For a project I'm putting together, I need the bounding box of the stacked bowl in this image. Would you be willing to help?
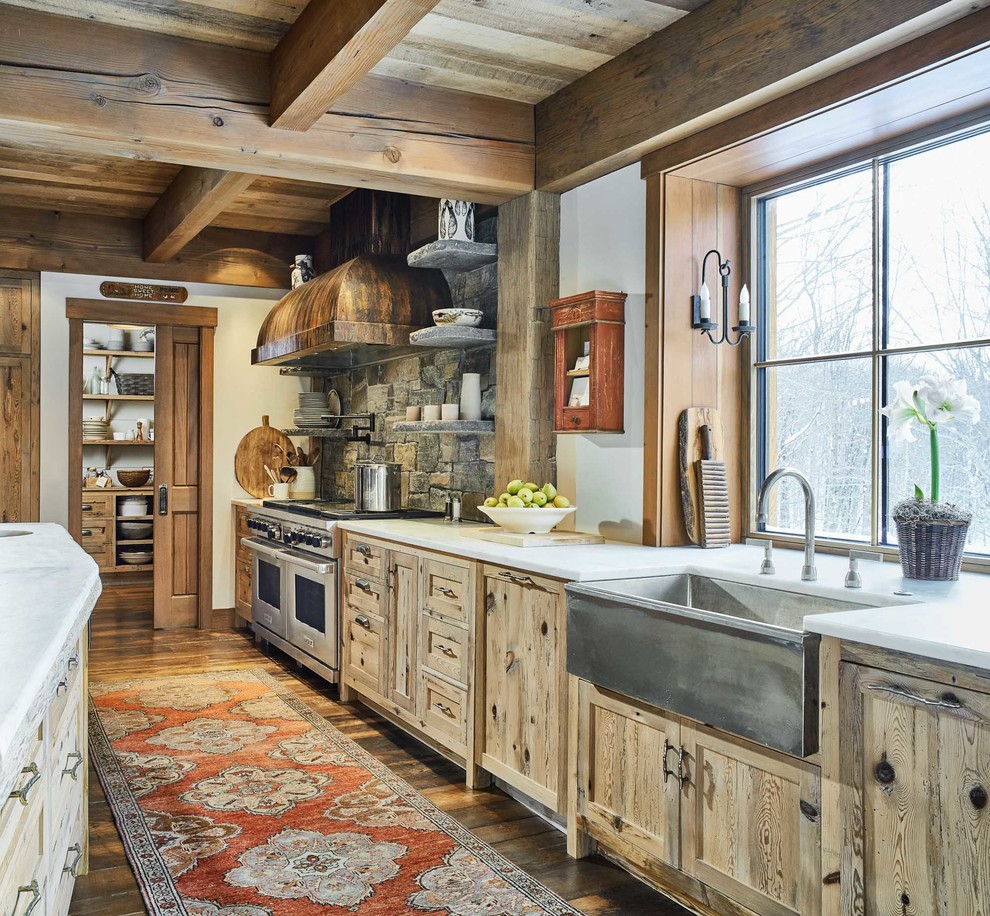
[82,418,110,441]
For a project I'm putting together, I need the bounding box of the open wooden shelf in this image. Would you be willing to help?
[116,513,153,520]
[82,439,154,446]
[82,394,155,402]
[83,349,155,358]
[116,538,153,545]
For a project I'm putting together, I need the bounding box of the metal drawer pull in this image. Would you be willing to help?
[433,702,455,718]
[356,579,373,593]
[68,655,79,670]
[81,503,93,511]
[56,679,68,696]
[9,764,41,806]
[434,644,457,658]
[498,571,533,585]
[63,751,83,780]
[661,740,689,787]
[662,739,675,785]
[356,544,373,557]
[865,683,963,709]
[81,529,92,537]
[437,586,458,599]
[13,881,41,916]
[64,844,84,877]
[355,615,372,630]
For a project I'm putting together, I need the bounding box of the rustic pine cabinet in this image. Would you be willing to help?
[481,565,568,813]
[386,549,419,715]
[572,679,822,916]
[838,662,990,915]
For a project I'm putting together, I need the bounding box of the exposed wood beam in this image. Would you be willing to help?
[0,7,533,205]
[535,0,985,192]
[271,0,441,131]
[0,205,308,288]
[144,167,257,262]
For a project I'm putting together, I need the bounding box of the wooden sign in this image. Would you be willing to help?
[100,281,188,303]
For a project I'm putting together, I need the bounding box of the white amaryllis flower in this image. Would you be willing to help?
[917,375,982,426]
[881,380,925,442]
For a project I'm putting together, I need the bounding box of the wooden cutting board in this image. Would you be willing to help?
[678,407,727,546]
[461,526,605,547]
[234,415,294,498]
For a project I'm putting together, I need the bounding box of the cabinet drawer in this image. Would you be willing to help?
[0,796,45,916]
[344,538,385,580]
[344,610,385,696]
[235,559,252,608]
[422,559,471,624]
[80,521,110,549]
[234,506,252,539]
[50,685,84,838]
[422,675,467,755]
[0,727,44,854]
[51,808,84,916]
[560,407,592,431]
[421,615,468,686]
[80,494,111,518]
[48,641,83,739]
[344,574,386,618]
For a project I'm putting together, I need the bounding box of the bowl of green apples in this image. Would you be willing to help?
[478,479,575,534]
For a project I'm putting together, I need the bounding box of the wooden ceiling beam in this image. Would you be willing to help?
[0,7,533,205]
[271,0,441,131]
[534,0,983,192]
[144,167,257,262]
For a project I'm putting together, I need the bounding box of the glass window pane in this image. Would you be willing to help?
[763,169,874,360]
[883,347,990,554]
[886,129,990,348]
[760,359,872,540]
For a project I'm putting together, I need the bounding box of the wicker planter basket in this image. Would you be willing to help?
[114,372,155,396]
[895,518,969,580]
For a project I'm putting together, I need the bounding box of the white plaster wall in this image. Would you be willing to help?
[39,273,301,609]
[558,165,646,543]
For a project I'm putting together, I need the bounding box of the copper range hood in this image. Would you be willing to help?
[252,190,451,370]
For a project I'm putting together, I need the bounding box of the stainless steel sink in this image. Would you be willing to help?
[0,530,32,537]
[566,573,889,757]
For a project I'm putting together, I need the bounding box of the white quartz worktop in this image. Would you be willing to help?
[0,524,101,799]
[338,518,990,672]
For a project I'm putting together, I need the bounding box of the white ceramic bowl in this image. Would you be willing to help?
[119,500,150,517]
[432,308,483,328]
[478,505,576,534]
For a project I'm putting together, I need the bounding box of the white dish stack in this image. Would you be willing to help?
[293,390,340,428]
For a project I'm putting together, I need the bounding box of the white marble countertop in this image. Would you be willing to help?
[231,497,263,508]
[0,524,101,799]
[338,518,990,671]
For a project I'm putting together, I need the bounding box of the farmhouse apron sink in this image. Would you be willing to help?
[566,574,883,757]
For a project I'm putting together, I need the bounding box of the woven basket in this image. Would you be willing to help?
[895,518,969,580]
[114,372,154,396]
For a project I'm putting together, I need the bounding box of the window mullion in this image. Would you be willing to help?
[870,159,884,548]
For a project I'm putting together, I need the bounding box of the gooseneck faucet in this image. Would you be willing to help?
[756,468,817,582]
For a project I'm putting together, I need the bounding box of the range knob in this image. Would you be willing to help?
[307,534,319,547]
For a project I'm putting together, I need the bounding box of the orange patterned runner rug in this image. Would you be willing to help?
[89,669,581,916]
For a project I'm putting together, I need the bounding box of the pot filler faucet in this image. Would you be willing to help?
[756,468,817,582]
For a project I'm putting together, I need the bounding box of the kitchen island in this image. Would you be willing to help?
[0,523,100,916]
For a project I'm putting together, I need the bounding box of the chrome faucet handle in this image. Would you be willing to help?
[844,549,883,588]
[745,538,775,575]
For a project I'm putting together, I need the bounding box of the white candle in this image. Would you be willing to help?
[699,282,711,322]
[739,284,751,324]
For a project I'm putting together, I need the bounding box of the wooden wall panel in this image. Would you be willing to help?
[644,176,745,546]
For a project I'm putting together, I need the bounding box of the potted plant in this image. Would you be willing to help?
[881,376,981,580]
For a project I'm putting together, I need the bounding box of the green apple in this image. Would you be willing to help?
[507,495,525,508]
[483,497,498,508]
[532,491,548,507]
[542,482,557,500]
[507,479,524,495]
[553,495,571,508]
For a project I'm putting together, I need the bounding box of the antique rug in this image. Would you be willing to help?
[89,669,581,916]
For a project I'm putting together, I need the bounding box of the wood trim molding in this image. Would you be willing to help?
[67,318,83,543]
[271,0,441,131]
[198,326,215,628]
[66,299,219,328]
[143,168,257,263]
[534,0,981,193]
[642,174,664,546]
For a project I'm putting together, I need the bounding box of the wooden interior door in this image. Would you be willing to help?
[0,270,40,522]
[154,324,214,628]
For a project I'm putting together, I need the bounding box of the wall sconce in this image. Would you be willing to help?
[690,249,756,347]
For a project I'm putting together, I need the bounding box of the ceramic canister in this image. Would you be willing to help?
[459,373,482,421]
[438,199,475,242]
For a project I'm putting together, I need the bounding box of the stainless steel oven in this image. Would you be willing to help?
[279,547,339,671]
[243,537,286,639]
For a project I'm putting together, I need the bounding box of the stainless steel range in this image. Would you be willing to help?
[241,500,440,684]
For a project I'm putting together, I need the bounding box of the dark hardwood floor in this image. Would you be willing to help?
[71,580,688,916]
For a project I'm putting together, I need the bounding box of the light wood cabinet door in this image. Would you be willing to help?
[841,663,990,916]
[386,550,420,714]
[481,565,567,812]
[680,722,822,916]
[575,681,682,868]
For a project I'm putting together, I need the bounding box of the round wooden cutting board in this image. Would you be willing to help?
[234,415,294,498]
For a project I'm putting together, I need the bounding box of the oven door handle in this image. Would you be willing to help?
[277,550,334,575]
[241,537,283,560]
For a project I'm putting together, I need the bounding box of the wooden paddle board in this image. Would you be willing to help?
[461,526,605,547]
[234,415,294,498]
[678,407,727,546]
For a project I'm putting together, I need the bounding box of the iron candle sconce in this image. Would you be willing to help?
[690,248,756,347]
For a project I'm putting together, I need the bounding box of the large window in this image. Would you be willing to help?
[755,126,990,555]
